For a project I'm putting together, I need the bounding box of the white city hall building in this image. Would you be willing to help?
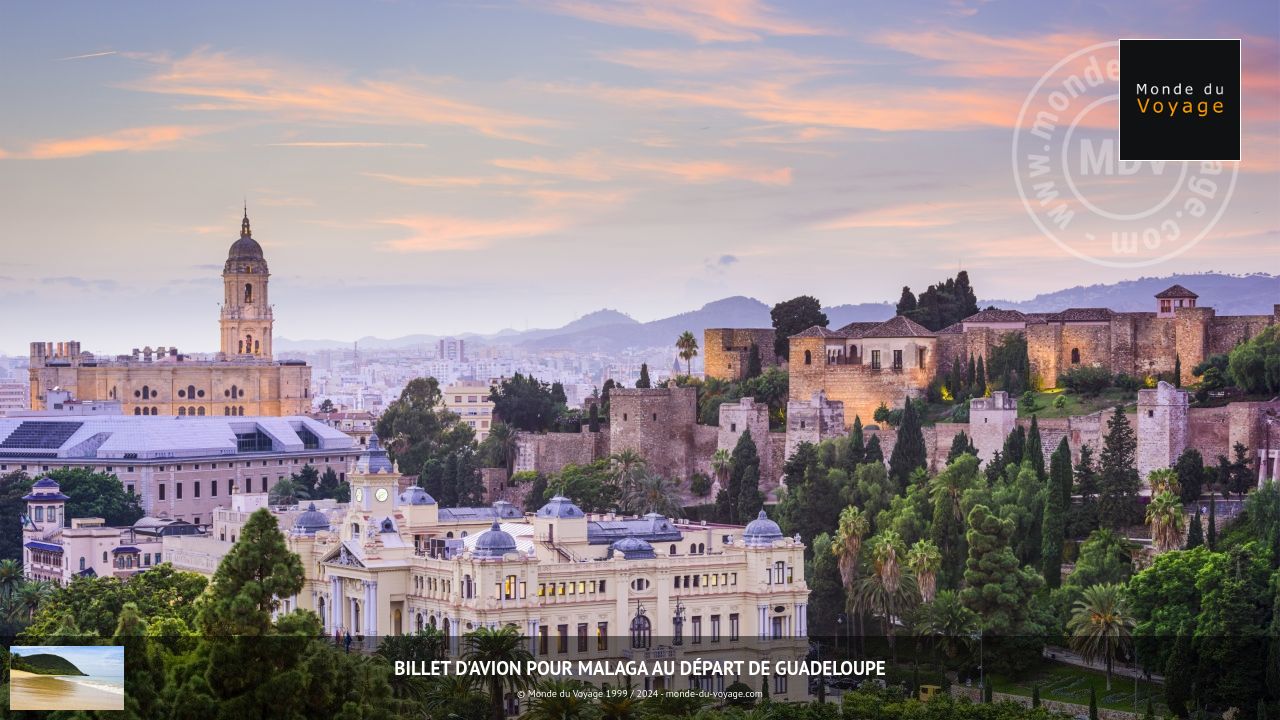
[164,435,811,701]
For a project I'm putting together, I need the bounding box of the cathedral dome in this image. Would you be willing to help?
[473,520,518,559]
[742,510,783,547]
[292,503,330,535]
[225,209,267,268]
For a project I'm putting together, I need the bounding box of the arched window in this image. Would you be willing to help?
[670,544,677,556]
[416,614,423,633]
[244,283,253,303]
[187,385,196,400]
[189,406,196,416]
[142,385,151,399]
[803,350,812,365]
[79,557,85,571]
[254,339,260,354]
[463,575,474,599]
[630,612,652,649]
[238,340,244,353]
[245,334,254,354]
[102,551,108,563]
[1071,348,1081,364]
[178,407,186,416]
[698,543,705,554]
[197,407,205,416]
[134,407,142,416]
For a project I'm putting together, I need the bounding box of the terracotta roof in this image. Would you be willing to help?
[1155,284,1198,299]
[1046,308,1116,323]
[835,321,882,338]
[962,308,1028,324]
[790,325,843,339]
[937,322,964,335]
[1023,313,1050,325]
[862,315,936,338]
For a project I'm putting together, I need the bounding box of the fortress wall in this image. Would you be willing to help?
[704,328,777,381]
[512,430,605,476]
[1206,314,1276,356]
[1187,406,1232,462]
[610,386,699,480]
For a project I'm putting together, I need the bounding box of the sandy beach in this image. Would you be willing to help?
[8,669,124,711]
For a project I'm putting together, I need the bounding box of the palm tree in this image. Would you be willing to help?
[1146,468,1180,497]
[462,625,536,720]
[1145,490,1186,553]
[624,472,684,517]
[832,506,869,588]
[912,590,978,662]
[906,539,942,603]
[609,449,647,493]
[676,331,699,376]
[487,421,519,475]
[711,449,732,493]
[9,580,53,623]
[0,560,22,600]
[1067,583,1134,691]
[422,675,485,718]
[598,692,639,720]
[869,530,905,594]
[851,530,919,654]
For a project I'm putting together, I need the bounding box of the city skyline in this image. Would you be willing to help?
[1,0,1277,355]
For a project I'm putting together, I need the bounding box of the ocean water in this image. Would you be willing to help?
[65,675,125,696]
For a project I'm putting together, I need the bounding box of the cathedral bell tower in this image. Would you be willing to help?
[220,206,274,358]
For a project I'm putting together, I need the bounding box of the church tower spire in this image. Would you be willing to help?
[221,206,273,358]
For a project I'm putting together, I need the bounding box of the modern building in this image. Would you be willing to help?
[162,435,811,702]
[27,209,313,417]
[0,380,28,417]
[313,410,377,446]
[438,337,466,363]
[0,414,359,524]
[440,380,496,441]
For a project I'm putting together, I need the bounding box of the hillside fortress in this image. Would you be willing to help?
[27,210,312,417]
[705,285,1280,426]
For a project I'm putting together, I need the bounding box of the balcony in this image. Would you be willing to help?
[622,645,675,661]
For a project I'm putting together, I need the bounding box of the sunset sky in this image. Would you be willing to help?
[1,0,1277,354]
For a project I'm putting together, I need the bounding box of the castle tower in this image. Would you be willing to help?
[969,391,1018,468]
[1137,381,1189,491]
[221,206,274,358]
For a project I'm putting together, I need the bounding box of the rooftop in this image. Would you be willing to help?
[1155,284,1199,299]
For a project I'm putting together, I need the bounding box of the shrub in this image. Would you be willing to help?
[1059,365,1113,395]
[1114,373,1142,392]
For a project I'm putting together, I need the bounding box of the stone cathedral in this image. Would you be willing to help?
[27,209,312,416]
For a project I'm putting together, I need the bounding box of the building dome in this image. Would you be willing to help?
[398,487,436,506]
[743,510,783,547]
[228,210,264,261]
[473,520,517,559]
[292,503,330,535]
[610,536,656,560]
[537,496,584,519]
[354,433,395,474]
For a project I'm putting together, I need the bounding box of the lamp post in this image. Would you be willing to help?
[836,614,845,657]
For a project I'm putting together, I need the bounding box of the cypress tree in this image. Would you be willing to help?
[738,465,763,522]
[847,415,866,470]
[951,356,964,398]
[985,450,1005,485]
[746,343,763,379]
[975,356,987,396]
[1097,406,1140,530]
[1025,415,1045,480]
[1041,437,1071,588]
[1186,509,1203,549]
[967,354,976,390]
[636,363,651,389]
[1174,356,1182,388]
[728,429,760,523]
[865,434,884,464]
[1003,426,1026,471]
[588,403,600,432]
[1207,495,1217,549]
[889,398,927,491]
[947,431,977,464]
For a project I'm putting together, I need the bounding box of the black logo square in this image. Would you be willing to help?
[1119,39,1240,161]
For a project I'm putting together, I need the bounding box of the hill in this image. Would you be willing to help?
[11,653,87,676]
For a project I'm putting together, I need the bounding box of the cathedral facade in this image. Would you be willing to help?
[27,210,312,416]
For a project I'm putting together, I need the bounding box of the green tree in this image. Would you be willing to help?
[851,530,918,648]
[1185,508,1203,548]
[269,477,308,505]
[896,286,918,315]
[1025,415,1045,479]
[676,331,699,376]
[906,539,941,603]
[1174,447,1204,504]
[49,467,145,527]
[930,454,982,590]
[487,373,565,433]
[888,397,927,491]
[317,398,336,413]
[898,272,979,331]
[1206,494,1217,550]
[292,463,321,496]
[727,429,760,524]
[865,434,884,464]
[588,403,600,433]
[960,505,1043,668]
[1227,324,1280,394]
[1145,491,1185,553]
[770,295,828,359]
[989,332,1032,395]
[463,625,536,720]
[746,343,763,379]
[377,377,476,475]
[947,431,977,464]
[1097,406,1139,530]
[833,506,869,591]
[1067,529,1134,588]
[1067,584,1133,690]
[1041,438,1071,588]
[636,363,652,389]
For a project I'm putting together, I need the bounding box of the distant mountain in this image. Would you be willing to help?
[11,653,86,676]
[984,273,1279,315]
[275,273,1277,353]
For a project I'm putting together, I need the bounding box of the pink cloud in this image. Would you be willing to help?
[124,49,552,142]
[14,125,207,159]
[492,150,792,185]
[379,214,570,252]
[362,172,550,188]
[541,0,835,43]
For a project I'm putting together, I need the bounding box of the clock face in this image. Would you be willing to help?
[375,488,389,502]
[354,488,364,502]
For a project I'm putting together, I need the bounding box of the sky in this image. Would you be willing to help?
[0,0,1277,355]
[11,646,124,678]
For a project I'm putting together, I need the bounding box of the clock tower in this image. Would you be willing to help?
[220,206,274,358]
[345,434,400,540]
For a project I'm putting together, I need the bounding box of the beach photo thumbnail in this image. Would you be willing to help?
[7,645,124,711]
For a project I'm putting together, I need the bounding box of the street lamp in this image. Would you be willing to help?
[836,614,846,657]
